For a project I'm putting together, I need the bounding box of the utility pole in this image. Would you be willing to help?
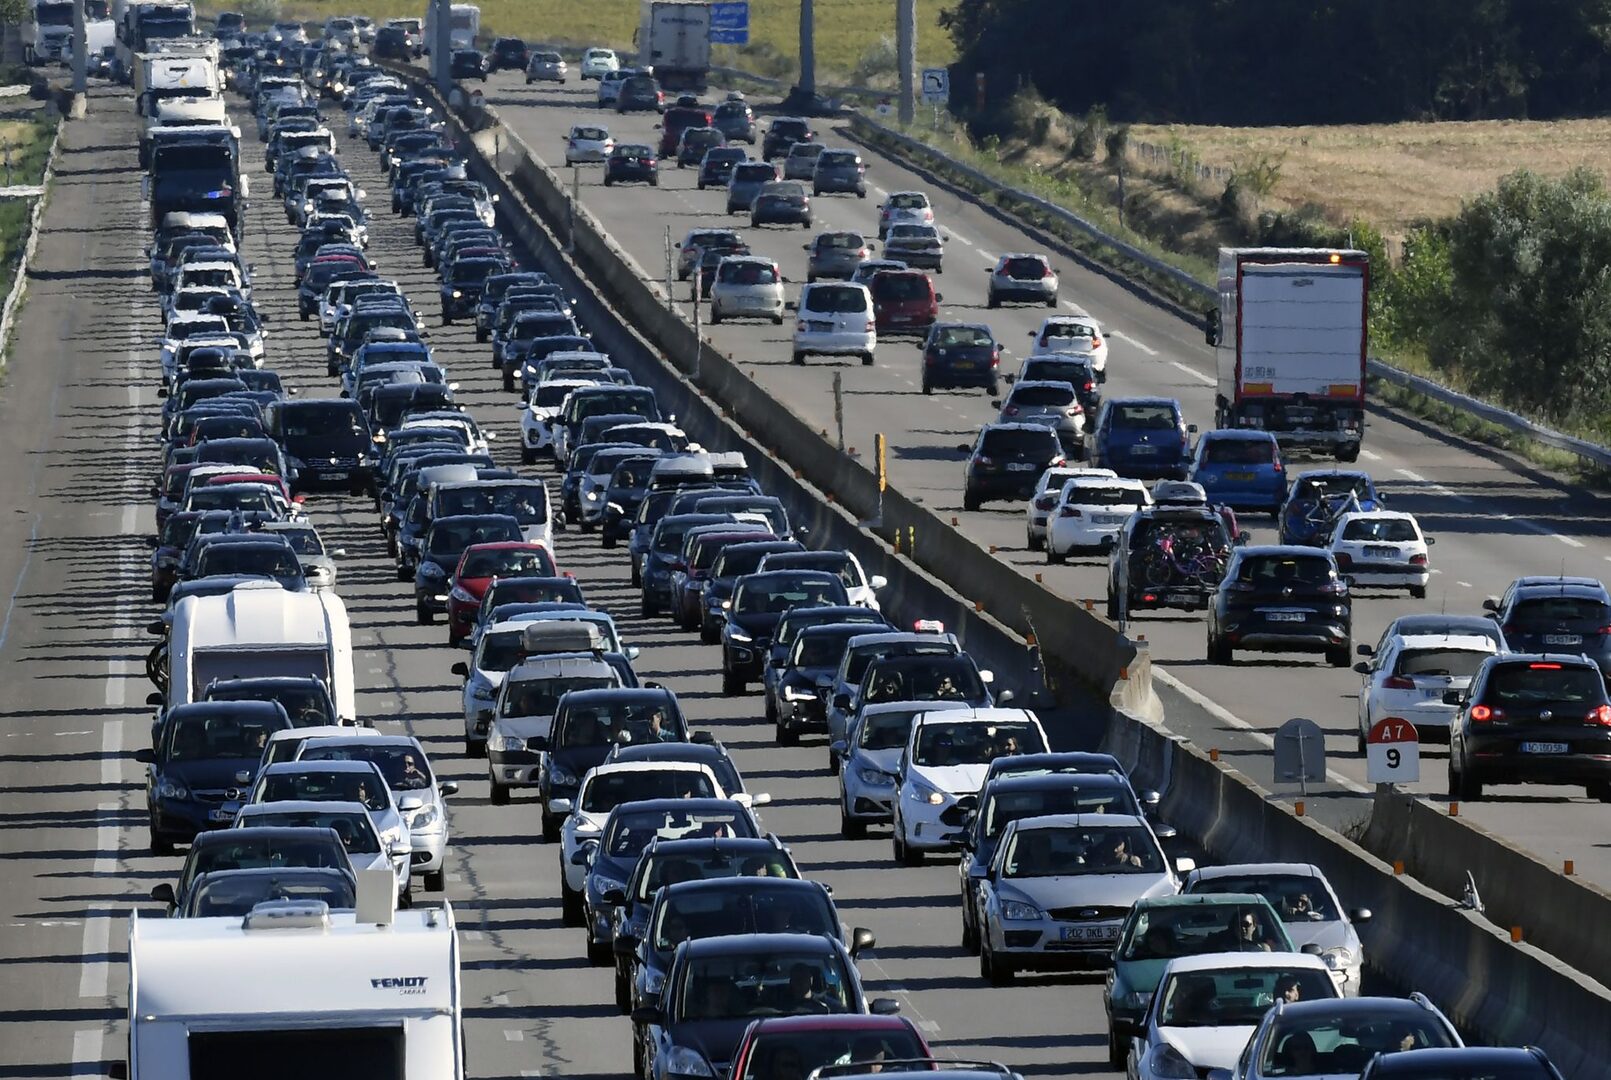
[896,0,915,125]
[432,0,452,95]
[798,0,815,95]
[71,0,86,94]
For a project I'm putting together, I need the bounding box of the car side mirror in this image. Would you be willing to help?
[1350,907,1372,923]
[389,840,412,858]
[1300,943,1324,956]
[988,398,1001,409]
[997,689,1014,703]
[450,661,469,678]
[603,887,626,906]
[979,670,995,684]
[870,997,901,1015]
[1357,643,1374,656]
[869,575,888,590]
[146,691,164,706]
[398,794,426,812]
[1237,530,1251,545]
[631,1006,663,1026]
[848,926,876,957]
[150,882,176,905]
[833,693,850,711]
[1187,424,1198,434]
[570,846,593,866]
[784,300,797,311]
[1353,662,1371,674]
[1442,690,1464,706]
[1482,597,1499,612]
[1174,857,1196,874]
[935,293,943,303]
[439,782,459,797]
[955,442,972,453]
[1425,536,1435,545]
[134,747,155,764]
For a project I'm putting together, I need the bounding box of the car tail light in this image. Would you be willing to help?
[1334,553,1352,569]
[1529,662,1563,670]
[976,455,994,467]
[1382,675,1416,690]
[1091,335,1102,349]
[1065,407,1081,417]
[865,320,875,332]
[1083,380,1093,392]
[924,351,936,365]
[1409,554,1428,566]
[1059,506,1082,518]
[858,248,868,258]
[1469,704,1499,722]
[1588,705,1611,725]
[991,349,1001,367]
[1035,494,1058,510]
[923,209,933,221]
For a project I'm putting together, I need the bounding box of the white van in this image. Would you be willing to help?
[161,580,357,723]
[123,875,463,1080]
[791,281,875,366]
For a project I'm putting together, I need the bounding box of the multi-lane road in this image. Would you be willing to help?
[478,69,1611,887]
[0,84,1144,1080]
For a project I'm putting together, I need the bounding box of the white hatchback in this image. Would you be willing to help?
[709,255,785,325]
[1328,510,1431,597]
[1029,313,1110,380]
[791,282,876,365]
[556,760,726,898]
[565,124,615,164]
[877,190,934,239]
[1025,466,1116,551]
[580,47,619,80]
[1046,476,1151,562]
[1354,632,1497,749]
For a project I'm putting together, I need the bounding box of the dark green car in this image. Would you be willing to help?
[1103,892,1295,1068]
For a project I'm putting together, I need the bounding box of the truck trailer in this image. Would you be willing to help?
[637,0,711,93]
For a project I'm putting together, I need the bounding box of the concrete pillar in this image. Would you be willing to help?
[798,0,815,95]
[897,0,915,125]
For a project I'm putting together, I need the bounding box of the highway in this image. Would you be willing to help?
[479,70,1611,889]
[0,85,1139,1079]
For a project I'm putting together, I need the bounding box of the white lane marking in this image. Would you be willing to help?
[100,719,121,790]
[1360,449,1382,462]
[1151,668,1371,795]
[78,803,119,999]
[504,1029,525,1042]
[1116,331,1160,357]
[71,1030,102,1074]
[1168,359,1213,385]
[1457,581,1473,588]
[1394,469,1456,499]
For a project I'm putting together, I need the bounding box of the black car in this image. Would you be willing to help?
[697,146,746,189]
[151,825,353,913]
[449,48,488,80]
[600,454,663,547]
[771,621,873,745]
[1359,1046,1564,1080]
[202,675,339,727]
[439,255,505,323]
[135,701,292,853]
[1484,576,1611,678]
[701,541,807,645]
[488,36,528,71]
[922,322,1001,395]
[538,688,691,840]
[1208,546,1352,666]
[605,143,659,186]
[721,570,850,696]
[373,25,410,58]
[1108,505,1238,619]
[762,117,815,159]
[414,513,523,622]
[960,422,1066,510]
[267,398,374,494]
[1448,653,1611,801]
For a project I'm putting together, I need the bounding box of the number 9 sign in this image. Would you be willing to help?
[1365,717,1420,785]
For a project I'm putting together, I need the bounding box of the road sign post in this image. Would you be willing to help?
[1274,717,1327,796]
[920,68,949,106]
[1365,717,1420,785]
[833,371,845,452]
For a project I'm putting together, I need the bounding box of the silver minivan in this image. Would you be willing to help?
[709,256,785,325]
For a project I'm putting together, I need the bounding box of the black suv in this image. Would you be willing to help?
[1107,506,1237,619]
[488,36,528,71]
[1448,653,1611,801]
[762,117,814,159]
[1207,545,1352,667]
[1484,576,1611,677]
[960,422,1065,511]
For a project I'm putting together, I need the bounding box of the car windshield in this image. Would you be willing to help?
[1158,967,1338,1027]
[460,547,555,579]
[1003,824,1163,877]
[1010,385,1075,407]
[1003,256,1048,279]
[558,701,684,747]
[258,770,389,812]
[429,519,520,555]
[980,428,1060,456]
[1257,1010,1457,1074]
[803,286,867,314]
[166,713,288,762]
[1395,648,1490,678]
[1340,517,1419,542]
[197,545,303,581]
[791,630,860,668]
[1119,903,1287,960]
[264,529,322,556]
[503,676,617,718]
[298,744,434,791]
[873,274,929,300]
[241,811,379,854]
[207,684,331,727]
[1205,438,1275,464]
[655,889,834,951]
[935,326,992,348]
[912,718,1042,766]
[477,630,525,673]
[1189,874,1339,923]
[188,871,356,916]
[736,1029,924,1080]
[1484,663,1605,705]
[605,806,755,856]
[1236,556,1333,585]
[858,707,924,750]
[438,485,549,523]
[677,952,852,1019]
[734,579,846,615]
[639,849,795,901]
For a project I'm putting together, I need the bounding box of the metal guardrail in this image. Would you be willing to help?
[846,110,1611,471]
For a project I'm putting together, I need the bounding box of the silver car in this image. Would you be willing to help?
[836,700,970,837]
[813,148,867,197]
[257,521,345,590]
[1183,862,1371,996]
[987,252,1059,307]
[804,230,872,282]
[782,141,825,181]
[883,223,946,271]
[526,50,568,83]
[996,379,1085,452]
[726,160,778,214]
[978,813,1191,984]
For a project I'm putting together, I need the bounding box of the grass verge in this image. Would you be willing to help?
[0,116,58,314]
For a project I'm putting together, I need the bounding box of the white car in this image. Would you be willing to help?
[891,707,1049,864]
[158,312,231,378]
[877,190,934,239]
[234,800,403,895]
[709,255,785,325]
[1129,953,1339,1080]
[595,68,630,107]
[296,733,460,892]
[1046,476,1151,563]
[244,761,412,900]
[398,412,491,456]
[565,124,615,165]
[837,699,970,837]
[521,380,593,462]
[1354,633,1497,750]
[1029,314,1109,381]
[1328,510,1431,597]
[556,760,726,908]
[1026,466,1116,550]
[791,281,875,366]
[579,46,619,80]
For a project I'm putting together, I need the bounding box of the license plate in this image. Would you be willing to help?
[1060,924,1119,942]
[1094,513,1125,525]
[325,470,350,480]
[1164,592,1197,606]
[808,321,832,332]
[1128,445,1160,456]
[1521,741,1569,754]
[208,808,236,822]
[1266,611,1306,623]
[1365,546,1398,559]
[1007,462,1038,471]
[1543,634,1582,646]
[1226,471,1255,481]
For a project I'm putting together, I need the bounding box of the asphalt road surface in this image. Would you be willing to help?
[480,70,1611,889]
[0,84,1143,1080]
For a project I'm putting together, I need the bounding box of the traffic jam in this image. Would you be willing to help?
[116,12,1578,1080]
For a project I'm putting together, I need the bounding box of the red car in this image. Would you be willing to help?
[446,541,558,645]
[201,471,297,504]
[727,1014,933,1080]
[870,270,940,337]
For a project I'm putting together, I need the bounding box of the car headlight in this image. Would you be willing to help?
[409,804,439,830]
[1146,1044,1198,1080]
[451,289,462,298]
[643,967,666,996]
[449,585,476,604]
[157,780,189,800]
[857,767,893,786]
[589,874,626,899]
[548,765,578,787]
[1001,900,1044,922]
[1323,946,1357,970]
[471,683,496,701]
[1123,990,1153,1011]
[419,562,446,579]
[584,490,599,501]
[664,1047,713,1077]
[727,625,753,644]
[490,733,526,752]
[906,778,946,805]
[783,684,816,702]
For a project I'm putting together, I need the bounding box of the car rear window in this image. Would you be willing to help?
[1113,404,1179,429]
[1003,256,1047,279]
[804,286,868,314]
[1511,596,1611,627]
[717,261,778,285]
[889,192,927,208]
[935,325,992,348]
[1235,555,1333,585]
[1395,648,1490,678]
[1484,662,1606,705]
[872,273,930,300]
[1068,485,1144,508]
[980,427,1059,456]
[1204,438,1275,465]
[1010,384,1075,407]
[734,163,775,182]
[1341,517,1419,542]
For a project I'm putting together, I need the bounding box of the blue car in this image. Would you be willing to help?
[1187,430,1286,514]
[1278,469,1385,545]
[1084,397,1194,480]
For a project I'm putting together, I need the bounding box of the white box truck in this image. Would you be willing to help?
[637,0,711,93]
[25,0,74,65]
[1207,247,1369,461]
[423,2,479,51]
[157,580,357,723]
[123,877,463,1080]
